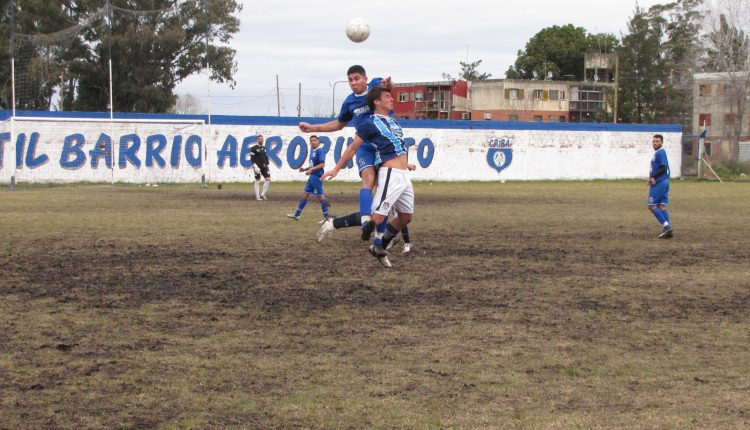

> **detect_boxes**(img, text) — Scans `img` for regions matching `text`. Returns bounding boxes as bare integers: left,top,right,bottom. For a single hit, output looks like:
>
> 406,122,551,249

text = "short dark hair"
347,65,366,77
653,134,664,142
310,135,318,140
366,87,390,112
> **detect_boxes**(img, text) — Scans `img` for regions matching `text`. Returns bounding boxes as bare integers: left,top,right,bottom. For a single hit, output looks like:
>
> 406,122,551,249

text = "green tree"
0,0,75,110
505,24,618,81
616,0,704,125
70,0,241,113
656,0,704,130
0,0,241,113
617,6,666,123
459,59,491,81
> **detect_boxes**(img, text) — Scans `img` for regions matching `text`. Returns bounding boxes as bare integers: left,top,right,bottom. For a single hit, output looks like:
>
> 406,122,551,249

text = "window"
398,92,408,102
483,113,493,120
705,142,712,156
414,92,424,101
534,89,544,100
699,84,712,97
461,112,471,120
559,116,566,122
560,91,566,100
508,114,519,121
724,114,737,124
549,90,560,100
549,115,559,122
698,113,712,126
398,116,410,120
683,140,693,156
533,115,543,122
506,88,520,100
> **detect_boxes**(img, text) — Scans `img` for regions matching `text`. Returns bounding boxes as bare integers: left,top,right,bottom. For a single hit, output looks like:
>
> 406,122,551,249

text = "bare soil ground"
1,181,748,429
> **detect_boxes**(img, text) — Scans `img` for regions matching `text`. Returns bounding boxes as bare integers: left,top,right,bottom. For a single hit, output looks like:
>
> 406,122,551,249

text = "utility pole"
276,75,281,117
613,55,619,124
297,83,301,117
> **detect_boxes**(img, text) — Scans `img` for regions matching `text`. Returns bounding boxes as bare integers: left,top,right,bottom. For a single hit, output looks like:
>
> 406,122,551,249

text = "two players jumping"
299,65,413,267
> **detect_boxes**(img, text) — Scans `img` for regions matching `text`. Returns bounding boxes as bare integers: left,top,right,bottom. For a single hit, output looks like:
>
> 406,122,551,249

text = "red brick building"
391,80,469,120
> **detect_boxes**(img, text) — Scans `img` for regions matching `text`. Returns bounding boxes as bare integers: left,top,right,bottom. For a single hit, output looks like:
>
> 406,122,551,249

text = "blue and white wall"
0,111,682,183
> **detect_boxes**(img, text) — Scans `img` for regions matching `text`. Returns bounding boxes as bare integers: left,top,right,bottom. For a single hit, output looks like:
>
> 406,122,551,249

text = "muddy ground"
1,181,748,429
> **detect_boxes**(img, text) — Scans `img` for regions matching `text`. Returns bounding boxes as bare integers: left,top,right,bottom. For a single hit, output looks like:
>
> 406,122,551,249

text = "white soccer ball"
345,18,370,43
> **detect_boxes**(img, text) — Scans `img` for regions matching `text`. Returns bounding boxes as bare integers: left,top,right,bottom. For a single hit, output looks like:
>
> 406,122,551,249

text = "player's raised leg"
316,211,361,242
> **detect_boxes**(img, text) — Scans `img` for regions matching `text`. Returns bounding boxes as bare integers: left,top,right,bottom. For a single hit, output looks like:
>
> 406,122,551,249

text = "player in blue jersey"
287,135,330,221
323,87,413,268
299,65,391,240
647,134,673,239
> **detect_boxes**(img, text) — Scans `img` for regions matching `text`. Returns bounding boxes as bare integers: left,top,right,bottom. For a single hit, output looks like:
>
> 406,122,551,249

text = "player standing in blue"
287,135,330,221
299,65,391,239
323,87,414,268
648,134,673,239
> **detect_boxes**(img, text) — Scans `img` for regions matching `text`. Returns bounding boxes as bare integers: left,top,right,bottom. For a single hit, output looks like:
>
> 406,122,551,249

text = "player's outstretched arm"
322,135,364,181
299,119,346,133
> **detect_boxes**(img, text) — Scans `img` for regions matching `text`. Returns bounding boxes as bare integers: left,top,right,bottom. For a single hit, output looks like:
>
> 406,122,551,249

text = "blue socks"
373,216,389,246
359,188,372,224
651,207,667,226
661,209,670,225
320,199,330,219
294,199,307,216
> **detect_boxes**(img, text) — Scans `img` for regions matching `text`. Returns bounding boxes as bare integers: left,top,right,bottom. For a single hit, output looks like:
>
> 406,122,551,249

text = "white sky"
175,0,665,116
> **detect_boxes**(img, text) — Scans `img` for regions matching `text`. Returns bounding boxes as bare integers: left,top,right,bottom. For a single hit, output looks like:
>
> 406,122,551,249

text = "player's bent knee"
360,169,375,188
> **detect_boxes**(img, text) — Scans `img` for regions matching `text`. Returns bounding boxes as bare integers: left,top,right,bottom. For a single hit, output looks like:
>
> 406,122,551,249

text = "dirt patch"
1,182,749,429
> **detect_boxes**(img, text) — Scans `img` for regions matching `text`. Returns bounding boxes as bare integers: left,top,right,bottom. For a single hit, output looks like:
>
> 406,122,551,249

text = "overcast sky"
175,0,665,117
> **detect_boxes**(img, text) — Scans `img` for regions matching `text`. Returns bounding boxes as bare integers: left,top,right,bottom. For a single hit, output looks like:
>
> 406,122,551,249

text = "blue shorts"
648,180,669,206
304,175,325,196
355,142,381,175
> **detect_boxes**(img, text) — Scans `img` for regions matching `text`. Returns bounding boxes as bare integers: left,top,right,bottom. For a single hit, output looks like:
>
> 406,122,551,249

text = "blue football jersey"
650,147,670,183
355,114,407,165
337,77,384,129
309,146,326,178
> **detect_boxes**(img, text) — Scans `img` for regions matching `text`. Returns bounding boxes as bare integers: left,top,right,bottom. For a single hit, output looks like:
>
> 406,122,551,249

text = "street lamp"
331,80,347,118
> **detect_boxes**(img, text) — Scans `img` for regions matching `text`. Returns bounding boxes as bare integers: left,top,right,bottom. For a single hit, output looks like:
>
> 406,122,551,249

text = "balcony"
415,100,452,112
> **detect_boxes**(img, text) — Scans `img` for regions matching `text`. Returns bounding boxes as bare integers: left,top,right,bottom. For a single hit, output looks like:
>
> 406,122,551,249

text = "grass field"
1,180,749,429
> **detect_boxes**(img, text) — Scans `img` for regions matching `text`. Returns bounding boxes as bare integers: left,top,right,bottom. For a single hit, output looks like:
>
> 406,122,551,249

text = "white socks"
254,181,260,198
262,180,270,196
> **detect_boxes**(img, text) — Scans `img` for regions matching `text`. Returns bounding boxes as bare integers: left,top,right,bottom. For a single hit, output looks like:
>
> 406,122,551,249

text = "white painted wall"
0,114,682,183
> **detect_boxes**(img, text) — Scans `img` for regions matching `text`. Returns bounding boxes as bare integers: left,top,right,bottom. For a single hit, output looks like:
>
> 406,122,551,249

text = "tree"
168,93,204,114
617,6,667,124
460,59,491,81
69,0,241,113
0,0,241,113
505,25,619,81
0,0,76,110
655,0,705,130
702,0,750,161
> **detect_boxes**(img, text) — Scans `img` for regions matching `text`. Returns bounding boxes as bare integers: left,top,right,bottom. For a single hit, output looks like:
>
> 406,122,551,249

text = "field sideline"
1,181,749,429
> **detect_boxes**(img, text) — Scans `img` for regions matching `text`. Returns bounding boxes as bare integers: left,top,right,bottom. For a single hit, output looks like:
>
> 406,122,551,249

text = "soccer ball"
345,18,370,43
